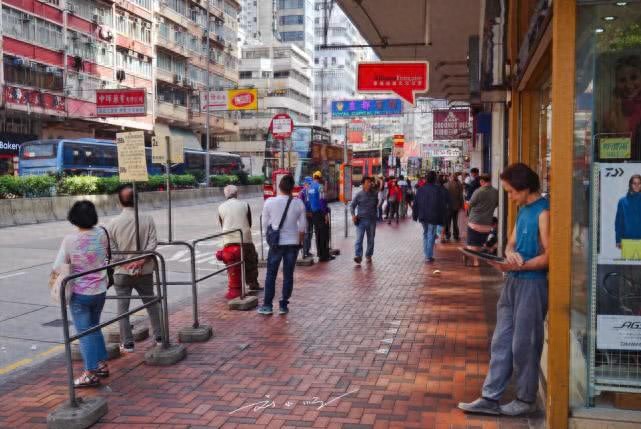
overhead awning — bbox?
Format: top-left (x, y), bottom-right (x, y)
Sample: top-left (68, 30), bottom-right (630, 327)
top-left (333, 0), bottom-right (482, 102)
top-left (153, 123), bottom-right (202, 151)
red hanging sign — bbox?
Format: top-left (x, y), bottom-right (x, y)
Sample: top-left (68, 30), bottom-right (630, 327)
top-left (96, 88), bottom-right (147, 117)
top-left (357, 62), bottom-right (428, 105)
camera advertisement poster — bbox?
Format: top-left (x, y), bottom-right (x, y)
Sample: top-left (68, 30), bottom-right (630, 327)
top-left (599, 163), bottom-right (641, 265)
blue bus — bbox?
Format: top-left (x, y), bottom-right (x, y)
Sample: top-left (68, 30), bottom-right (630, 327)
top-left (18, 138), bottom-right (243, 179)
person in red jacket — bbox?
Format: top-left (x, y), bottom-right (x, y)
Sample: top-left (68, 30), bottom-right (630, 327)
top-left (387, 179), bottom-right (403, 225)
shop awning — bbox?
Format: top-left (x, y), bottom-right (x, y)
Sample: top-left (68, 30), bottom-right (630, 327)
top-left (333, 0), bottom-right (481, 102)
top-left (153, 123), bottom-right (202, 151)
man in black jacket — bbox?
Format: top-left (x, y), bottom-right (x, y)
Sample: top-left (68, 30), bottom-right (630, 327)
top-left (413, 171), bottom-right (450, 263)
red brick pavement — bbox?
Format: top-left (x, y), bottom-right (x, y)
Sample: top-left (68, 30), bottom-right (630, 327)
top-left (0, 218), bottom-right (540, 429)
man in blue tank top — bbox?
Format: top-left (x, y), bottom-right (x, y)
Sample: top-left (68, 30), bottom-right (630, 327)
top-left (459, 163), bottom-right (550, 417)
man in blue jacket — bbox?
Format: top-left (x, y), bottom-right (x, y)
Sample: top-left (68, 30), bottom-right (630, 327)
top-left (412, 171), bottom-right (450, 263)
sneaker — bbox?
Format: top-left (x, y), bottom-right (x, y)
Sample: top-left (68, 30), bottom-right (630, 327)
top-left (457, 398), bottom-right (500, 415)
top-left (155, 336), bottom-right (163, 346)
top-left (500, 399), bottom-right (537, 416)
top-left (119, 343), bottom-right (134, 353)
top-left (278, 306), bottom-right (289, 315)
top-left (425, 258), bottom-right (435, 263)
top-left (354, 256), bottom-right (362, 264)
top-left (257, 306), bottom-right (273, 315)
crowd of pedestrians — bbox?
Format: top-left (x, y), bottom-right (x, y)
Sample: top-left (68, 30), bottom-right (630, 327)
top-left (49, 163), bottom-right (549, 419)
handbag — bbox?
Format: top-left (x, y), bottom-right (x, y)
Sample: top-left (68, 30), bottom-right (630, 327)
top-left (49, 264), bottom-right (72, 304)
top-left (266, 197), bottom-right (293, 247)
top-left (100, 226), bottom-right (115, 288)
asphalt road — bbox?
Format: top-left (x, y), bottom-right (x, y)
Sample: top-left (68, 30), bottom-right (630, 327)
top-left (0, 195), bottom-right (350, 380)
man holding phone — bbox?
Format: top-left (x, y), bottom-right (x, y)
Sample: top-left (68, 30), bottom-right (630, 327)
top-left (350, 176), bottom-right (379, 264)
top-left (458, 163), bottom-right (549, 417)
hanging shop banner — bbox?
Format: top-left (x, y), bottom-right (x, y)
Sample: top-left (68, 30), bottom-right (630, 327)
top-left (97, 88), bottom-right (146, 117)
top-left (598, 163), bottom-right (641, 265)
top-left (200, 89), bottom-right (258, 112)
top-left (331, 98), bottom-right (403, 118)
top-left (433, 109), bottom-right (471, 140)
top-left (4, 86), bottom-right (65, 112)
top-left (429, 148), bottom-right (462, 157)
top-left (116, 131), bottom-right (148, 182)
top-left (393, 134), bottom-right (405, 148)
top-left (356, 62), bottom-right (428, 105)
top-left (347, 120), bottom-right (366, 144)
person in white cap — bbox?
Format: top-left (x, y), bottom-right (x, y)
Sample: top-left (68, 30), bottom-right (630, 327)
top-left (218, 185), bottom-right (261, 290)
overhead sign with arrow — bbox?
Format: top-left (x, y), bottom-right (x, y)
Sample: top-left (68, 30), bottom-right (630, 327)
top-left (356, 62), bottom-right (428, 105)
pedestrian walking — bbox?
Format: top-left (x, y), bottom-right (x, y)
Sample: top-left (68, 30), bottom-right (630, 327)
top-left (107, 184), bottom-right (163, 354)
top-left (218, 184), bottom-right (261, 291)
top-left (458, 163), bottom-right (549, 417)
top-left (444, 173), bottom-right (464, 242)
top-left (466, 173), bottom-right (499, 266)
top-left (258, 174), bottom-right (307, 315)
top-left (53, 201), bottom-right (110, 388)
top-left (351, 176), bottom-right (379, 264)
top-left (387, 179), bottom-right (403, 224)
top-left (308, 171), bottom-right (331, 261)
top-left (412, 171), bottom-right (450, 263)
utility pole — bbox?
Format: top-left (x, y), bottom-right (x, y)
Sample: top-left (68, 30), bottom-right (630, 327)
top-left (204, 5), bottom-right (211, 187)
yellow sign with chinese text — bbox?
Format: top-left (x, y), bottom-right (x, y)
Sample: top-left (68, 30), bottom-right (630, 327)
top-left (600, 137), bottom-right (631, 159)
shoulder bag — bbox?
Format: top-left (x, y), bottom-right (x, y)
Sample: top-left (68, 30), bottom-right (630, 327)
top-left (266, 197), bottom-right (293, 248)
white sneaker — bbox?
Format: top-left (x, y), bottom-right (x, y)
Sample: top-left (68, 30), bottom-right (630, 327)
top-left (119, 343), bottom-right (134, 353)
top-left (500, 399), bottom-right (537, 416)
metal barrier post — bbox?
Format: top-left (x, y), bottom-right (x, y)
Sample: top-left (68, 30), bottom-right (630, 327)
top-left (329, 211), bottom-right (340, 257)
top-left (48, 252), bottom-right (176, 429)
top-left (157, 241), bottom-right (213, 343)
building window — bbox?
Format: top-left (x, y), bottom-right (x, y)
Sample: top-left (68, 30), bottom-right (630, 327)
top-left (116, 49), bottom-right (152, 78)
top-left (331, 57), bottom-right (336, 65)
top-left (280, 15), bottom-right (304, 25)
top-left (239, 71), bottom-right (253, 79)
top-left (278, 0), bottom-right (304, 9)
top-left (280, 31), bottom-right (304, 42)
top-left (2, 56), bottom-right (63, 91)
top-left (2, 6), bottom-right (64, 51)
top-left (115, 11), bottom-right (152, 44)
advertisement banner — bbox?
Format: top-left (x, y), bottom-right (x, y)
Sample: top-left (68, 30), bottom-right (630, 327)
top-left (597, 315), bottom-right (641, 350)
top-left (433, 109), bottom-right (471, 140)
top-left (116, 131), bottom-right (148, 182)
top-left (200, 91), bottom-right (228, 112)
top-left (4, 86), bottom-right (65, 112)
top-left (227, 89), bottom-right (258, 110)
top-left (599, 135), bottom-right (632, 159)
top-left (97, 88), bottom-right (146, 117)
top-left (331, 98), bottom-right (403, 118)
top-left (347, 120), bottom-right (366, 144)
top-left (357, 62), bottom-right (428, 104)
top-left (598, 163), bottom-right (641, 265)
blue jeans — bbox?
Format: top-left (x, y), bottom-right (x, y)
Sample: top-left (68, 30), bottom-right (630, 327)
top-left (421, 222), bottom-right (438, 259)
top-left (354, 218), bottom-right (376, 258)
top-left (69, 292), bottom-right (108, 371)
top-left (263, 245), bottom-right (299, 309)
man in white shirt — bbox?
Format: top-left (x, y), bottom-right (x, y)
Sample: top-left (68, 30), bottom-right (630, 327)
top-left (218, 185), bottom-right (260, 290)
top-left (258, 174), bottom-right (306, 315)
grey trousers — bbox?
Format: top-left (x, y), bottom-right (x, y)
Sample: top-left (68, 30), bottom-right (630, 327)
top-left (114, 274), bottom-right (163, 345)
top-left (482, 276), bottom-right (548, 403)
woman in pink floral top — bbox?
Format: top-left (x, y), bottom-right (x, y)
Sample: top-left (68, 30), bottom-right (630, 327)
top-left (53, 200), bottom-right (110, 388)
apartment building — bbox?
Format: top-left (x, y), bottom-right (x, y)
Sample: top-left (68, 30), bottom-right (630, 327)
top-left (0, 0), bottom-right (240, 173)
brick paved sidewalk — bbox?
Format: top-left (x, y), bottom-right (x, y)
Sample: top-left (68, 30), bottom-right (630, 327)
top-left (0, 218), bottom-right (541, 429)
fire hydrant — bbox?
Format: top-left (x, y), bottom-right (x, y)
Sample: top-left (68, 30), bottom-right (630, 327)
top-left (216, 244), bottom-right (242, 299)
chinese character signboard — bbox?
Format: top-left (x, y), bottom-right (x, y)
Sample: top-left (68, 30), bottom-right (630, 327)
top-left (331, 98), bottom-right (403, 118)
top-left (200, 89), bottom-right (258, 112)
top-left (270, 113), bottom-right (293, 140)
top-left (599, 135), bottom-right (632, 159)
top-left (116, 131), bottom-right (148, 182)
top-left (97, 88), bottom-right (146, 117)
top-left (357, 62), bottom-right (428, 105)
top-left (4, 86), bottom-right (65, 112)
top-left (432, 109), bottom-right (471, 140)
top-left (393, 134), bottom-right (405, 148)
top-left (347, 120), bottom-right (366, 144)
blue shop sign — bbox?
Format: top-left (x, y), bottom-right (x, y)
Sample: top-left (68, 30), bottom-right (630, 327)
top-left (331, 98), bottom-right (403, 118)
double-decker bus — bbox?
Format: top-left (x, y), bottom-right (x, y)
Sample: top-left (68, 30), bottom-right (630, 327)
top-left (262, 125), bottom-right (351, 200)
top-left (18, 138), bottom-right (242, 180)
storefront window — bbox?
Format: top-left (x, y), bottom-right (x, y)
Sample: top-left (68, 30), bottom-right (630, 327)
top-left (572, 0), bottom-right (641, 409)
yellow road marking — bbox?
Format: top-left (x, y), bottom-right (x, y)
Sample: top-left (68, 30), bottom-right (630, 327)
top-left (0, 344), bottom-right (64, 375)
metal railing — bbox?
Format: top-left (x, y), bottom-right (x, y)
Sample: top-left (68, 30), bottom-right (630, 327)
top-left (59, 251), bottom-right (168, 408)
